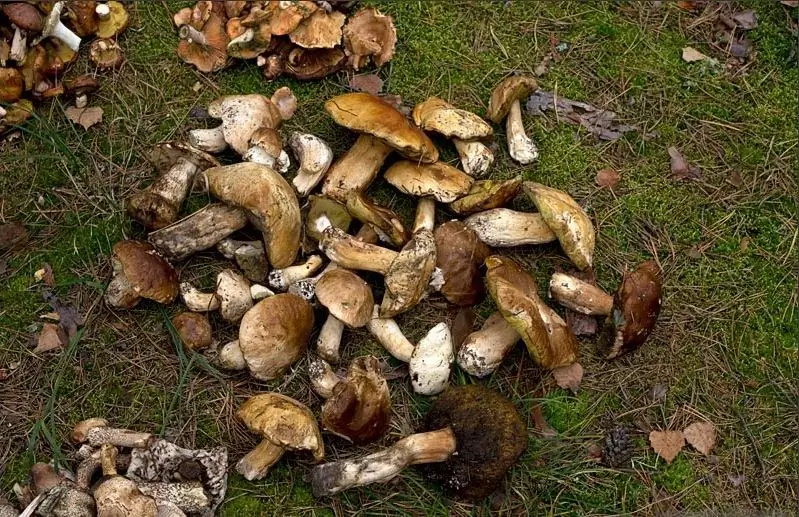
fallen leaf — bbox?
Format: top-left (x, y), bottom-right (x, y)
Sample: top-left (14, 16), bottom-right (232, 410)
top-left (667, 146), bottom-right (702, 180)
top-left (727, 170), bottom-right (743, 187)
top-left (729, 38), bottom-right (752, 58)
top-left (727, 473), bottom-right (746, 487)
top-left (649, 430), bottom-right (685, 464)
top-left (450, 307), bottom-right (476, 351)
top-left (0, 221), bottom-right (28, 251)
top-left (531, 405), bottom-right (558, 438)
top-left (65, 106), bottom-right (103, 130)
top-left (682, 46), bottom-right (708, 62)
top-left (552, 362), bottom-right (583, 393)
top-left (650, 383), bottom-right (668, 402)
top-left (34, 263), bottom-right (55, 286)
top-left (349, 74), bottom-right (384, 96)
top-left (566, 310), bottom-right (598, 336)
top-left (682, 421), bottom-right (716, 455)
top-left (732, 9), bottom-right (757, 30)
top-left (35, 323), bottom-right (67, 353)
top-left (596, 168), bottom-right (620, 189)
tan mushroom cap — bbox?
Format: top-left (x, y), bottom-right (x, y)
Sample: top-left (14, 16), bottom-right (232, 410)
top-left (2, 3), bottom-right (43, 32)
top-left (113, 240), bottom-right (179, 304)
top-left (268, 0), bottom-right (319, 35)
top-left (227, 24), bottom-right (271, 60)
top-left (434, 221), bottom-right (491, 306)
top-left (177, 12), bottom-right (228, 73)
top-left (89, 38), bottom-right (125, 69)
top-left (380, 229), bottom-right (437, 317)
top-left (285, 47), bottom-right (346, 80)
top-left (249, 127), bottom-right (283, 158)
top-left (204, 162), bottom-right (301, 269)
top-left (486, 76), bottom-right (538, 123)
top-left (0, 68), bottom-right (23, 103)
top-left (171, 312), bottom-right (213, 351)
top-left (315, 269), bottom-right (374, 327)
top-left (448, 176), bottom-right (522, 215)
top-left (96, 1), bottom-right (130, 38)
top-left (384, 161), bottom-right (473, 203)
top-left (412, 97), bottom-right (493, 140)
top-left (239, 293), bottom-right (314, 380)
top-left (342, 7), bottom-right (396, 69)
top-left (237, 392), bottom-right (324, 460)
top-left (325, 92), bottom-right (438, 163)
top-left (206, 94), bottom-right (282, 155)
top-left (289, 9), bottom-right (346, 48)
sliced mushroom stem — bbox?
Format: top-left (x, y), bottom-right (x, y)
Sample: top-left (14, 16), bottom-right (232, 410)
top-left (464, 208), bottom-right (556, 247)
top-left (506, 100), bottom-right (538, 164)
top-left (319, 226), bottom-right (398, 275)
top-left (10, 28), bottom-right (26, 62)
top-left (457, 312), bottom-right (521, 378)
top-left (83, 427), bottom-right (153, 449)
top-left (179, 282), bottom-right (220, 312)
top-left (413, 198), bottom-right (436, 233)
top-left (178, 24), bottom-right (208, 46)
top-left (236, 440), bottom-right (285, 481)
top-left (366, 305), bottom-right (414, 362)
top-left (149, 204), bottom-right (249, 261)
top-left (136, 482), bottom-right (210, 514)
top-left (217, 340), bottom-right (245, 370)
top-left (452, 138), bottom-right (494, 177)
top-left (290, 132), bottom-right (334, 197)
top-left (268, 255), bottom-right (324, 291)
top-left (188, 126), bottom-right (226, 153)
top-left (316, 314), bottom-right (345, 363)
top-left (311, 427), bottom-right (456, 497)
top-left (549, 273), bottom-right (613, 315)
top-left (308, 355), bottom-right (343, 398)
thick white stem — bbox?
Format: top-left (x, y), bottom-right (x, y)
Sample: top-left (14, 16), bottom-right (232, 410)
top-left (413, 198), bottom-right (435, 233)
top-left (10, 27), bottom-right (26, 62)
top-left (290, 133), bottom-right (334, 197)
top-left (250, 284), bottom-right (275, 300)
top-left (549, 273), bottom-right (613, 315)
top-left (243, 146), bottom-right (277, 169)
top-left (216, 270), bottom-right (252, 323)
top-left (507, 100), bottom-right (538, 164)
top-left (409, 322), bottom-right (453, 395)
top-left (188, 126), bottom-right (227, 153)
top-left (179, 282), bottom-right (220, 312)
top-left (457, 312), bottom-right (521, 377)
top-left (308, 355), bottom-right (343, 398)
top-left (453, 138), bottom-right (494, 177)
top-left (48, 20), bottom-right (81, 51)
top-left (152, 159), bottom-right (199, 206)
top-left (95, 3), bottom-right (111, 19)
top-left (316, 314), bottom-right (345, 363)
top-left (366, 305), bottom-right (414, 362)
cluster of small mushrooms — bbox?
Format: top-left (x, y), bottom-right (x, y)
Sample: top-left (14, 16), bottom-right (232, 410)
top-left (2, 419), bottom-right (227, 517)
top-left (0, 1), bottom-right (130, 134)
top-left (174, 0), bottom-right (395, 79)
top-left (98, 73), bottom-right (663, 504)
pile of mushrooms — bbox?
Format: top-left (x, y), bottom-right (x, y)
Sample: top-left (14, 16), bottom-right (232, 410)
top-left (173, 1), bottom-right (396, 80)
top-left (2, 419), bottom-right (227, 517)
top-left (0, 1), bottom-right (130, 135)
top-left (104, 74), bottom-right (662, 503)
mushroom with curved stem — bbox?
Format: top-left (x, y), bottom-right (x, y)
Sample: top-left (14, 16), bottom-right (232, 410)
top-left (321, 134), bottom-right (393, 203)
top-left (549, 272), bottom-right (614, 316)
top-left (93, 444), bottom-right (158, 516)
top-left (216, 238), bottom-right (268, 282)
top-left (314, 269), bottom-right (373, 363)
top-left (365, 305), bottom-right (414, 362)
top-left (464, 208), bottom-right (557, 247)
top-left (268, 255), bottom-right (324, 291)
top-left (189, 94), bottom-right (284, 155)
top-left (149, 204), bottom-right (249, 262)
top-left (456, 312), bottom-right (521, 377)
top-left (179, 282), bottom-right (220, 312)
top-left (384, 160), bottom-right (473, 203)
top-left (34, 2), bottom-right (82, 52)
top-left (105, 241), bottom-right (179, 309)
top-left (448, 176), bottom-right (522, 216)
top-left (289, 132), bottom-right (333, 196)
top-left (452, 139), bottom-right (494, 177)
top-left (487, 76), bottom-right (539, 164)
top-left (345, 191), bottom-right (409, 247)
top-left (236, 393), bottom-right (324, 480)
top-left (311, 384), bottom-right (525, 501)
top-left (95, 1), bottom-right (129, 39)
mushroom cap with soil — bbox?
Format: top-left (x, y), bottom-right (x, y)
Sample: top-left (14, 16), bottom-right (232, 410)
top-left (457, 312), bottom-right (521, 378)
top-left (433, 221), bottom-right (491, 306)
top-left (448, 176), bottom-right (522, 216)
top-left (314, 268), bottom-right (374, 363)
top-left (289, 9), bottom-right (346, 48)
top-left (321, 133), bottom-right (393, 203)
top-left (383, 160), bottom-right (473, 203)
top-left (325, 92), bottom-right (438, 163)
top-left (171, 312), bottom-right (212, 351)
top-left (411, 97), bottom-right (493, 140)
top-left (342, 7), bottom-right (396, 69)
top-left (464, 208), bottom-right (556, 247)
top-left (105, 240), bottom-right (179, 309)
top-left (236, 392), bottom-right (324, 480)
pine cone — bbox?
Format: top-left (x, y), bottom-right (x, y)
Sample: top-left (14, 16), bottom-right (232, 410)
top-left (602, 427), bottom-right (633, 468)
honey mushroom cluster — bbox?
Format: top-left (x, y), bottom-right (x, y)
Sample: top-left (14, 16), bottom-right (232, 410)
top-left (0, 1), bottom-right (130, 135)
top-left (97, 73), bottom-right (663, 503)
top-left (173, 1), bottom-right (395, 80)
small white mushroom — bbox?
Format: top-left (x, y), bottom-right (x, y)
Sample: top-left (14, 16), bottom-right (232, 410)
top-left (179, 282), bottom-right (220, 312)
top-left (365, 305), bottom-right (415, 362)
top-left (452, 139), bottom-right (494, 177)
top-left (217, 340), bottom-right (246, 370)
top-left (457, 312), bottom-right (521, 377)
top-left (268, 255), bottom-right (324, 291)
top-left (409, 322), bottom-right (453, 396)
top-left (289, 132), bottom-right (334, 197)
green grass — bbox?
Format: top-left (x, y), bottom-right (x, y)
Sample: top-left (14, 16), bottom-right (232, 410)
top-left (1, 0), bottom-right (797, 515)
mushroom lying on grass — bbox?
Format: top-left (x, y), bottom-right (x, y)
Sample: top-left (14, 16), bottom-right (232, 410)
top-left (487, 75), bottom-right (539, 164)
top-left (149, 204), bottom-right (249, 262)
top-left (433, 221), bottom-right (491, 306)
top-left (105, 240), bottom-right (178, 309)
top-left (464, 208), bottom-right (556, 247)
top-left (171, 311), bottom-right (212, 351)
top-left (268, 255), bottom-right (324, 291)
top-left (314, 268), bottom-right (373, 363)
top-left (457, 312), bottom-right (521, 377)
top-left (383, 160), bottom-right (473, 203)
top-left (311, 384), bottom-right (525, 501)
top-left (321, 134), bottom-right (392, 203)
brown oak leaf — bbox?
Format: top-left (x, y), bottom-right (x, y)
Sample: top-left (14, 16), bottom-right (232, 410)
top-left (65, 106), bottom-right (103, 130)
top-left (683, 421), bottom-right (716, 455)
top-left (649, 430), bottom-right (685, 464)
top-left (667, 146), bottom-right (702, 180)
top-left (531, 405), bottom-right (558, 438)
top-left (596, 168), bottom-right (620, 189)
top-left (35, 323), bottom-right (67, 353)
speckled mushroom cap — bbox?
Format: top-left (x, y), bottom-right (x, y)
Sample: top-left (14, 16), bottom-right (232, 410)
top-left (412, 97), bottom-right (493, 140)
top-left (325, 92), bottom-right (438, 163)
top-left (113, 240), bottom-right (179, 304)
top-left (486, 76), bottom-right (538, 123)
top-left (315, 269), bottom-right (374, 327)
top-left (236, 392), bottom-right (324, 460)
top-left (206, 94), bottom-right (282, 155)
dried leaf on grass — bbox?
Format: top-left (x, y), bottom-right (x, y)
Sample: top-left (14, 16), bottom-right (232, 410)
top-left (552, 362), bottom-right (583, 393)
top-left (531, 405), bottom-right (557, 438)
top-left (65, 106), bottom-right (103, 130)
top-left (35, 323), bottom-right (67, 353)
top-left (450, 307), bottom-right (476, 351)
top-left (667, 146), bottom-right (702, 180)
top-left (683, 421), bottom-right (716, 455)
top-left (596, 168), bottom-right (620, 189)
top-left (43, 291), bottom-right (84, 342)
top-left (349, 74), bottom-right (384, 95)
top-left (34, 263), bottom-right (55, 286)
top-left (732, 9), bottom-right (757, 30)
top-left (649, 430), bottom-right (685, 464)
top-left (682, 46), bottom-right (709, 62)
top-left (0, 221), bottom-right (28, 251)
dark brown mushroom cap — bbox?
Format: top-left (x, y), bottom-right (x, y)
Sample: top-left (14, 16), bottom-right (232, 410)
top-left (600, 260), bottom-right (663, 359)
top-left (67, 0), bottom-right (100, 37)
top-left (2, 3), bottom-right (44, 32)
top-left (315, 269), bottom-right (374, 327)
top-left (434, 221), bottom-right (491, 306)
top-left (321, 355), bottom-right (391, 444)
top-left (0, 67), bottom-right (23, 103)
top-left (65, 75), bottom-right (100, 96)
top-left (486, 76), bottom-right (538, 123)
top-left (418, 384), bottom-right (526, 502)
top-left (285, 47), bottom-right (345, 80)
top-left (448, 176), bottom-right (522, 216)
top-left (113, 240), bottom-right (179, 304)
top-left (147, 141), bottom-right (220, 173)
top-left (172, 312), bottom-right (213, 351)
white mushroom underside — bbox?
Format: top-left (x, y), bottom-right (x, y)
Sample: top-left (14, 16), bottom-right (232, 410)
top-left (189, 126), bottom-right (228, 153)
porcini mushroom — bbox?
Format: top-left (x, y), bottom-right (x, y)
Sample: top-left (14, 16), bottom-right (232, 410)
top-left (384, 160), bottom-right (473, 203)
top-left (433, 221), bottom-right (491, 306)
top-left (345, 191), bottom-right (409, 247)
top-left (235, 393), bottom-right (324, 480)
top-left (523, 181), bottom-right (595, 270)
top-left (409, 322), bottom-right (453, 395)
top-left (268, 255), bottom-right (324, 291)
top-left (215, 269), bottom-right (252, 322)
top-left (365, 305), bottom-right (414, 362)
top-left (189, 94), bottom-right (283, 155)
top-left (93, 444), bottom-right (158, 517)
top-left (171, 312), bottom-right (213, 351)
top-left (176, 12), bottom-right (227, 73)
top-left (448, 176), bottom-right (522, 216)
top-left (308, 355), bottom-right (391, 444)
top-left (105, 240), bottom-right (179, 309)
top-left (321, 134), bottom-right (393, 203)
top-left (95, 1), bottom-right (129, 39)
top-left (217, 238), bottom-right (268, 282)
top-left (325, 92), bottom-right (438, 163)
top-left (412, 96), bottom-right (493, 141)
top-left (456, 312), bottom-right (521, 377)
top-left (72, 418), bottom-right (153, 448)
top-left (127, 142), bottom-right (220, 230)
top-left (341, 7), bottom-right (396, 70)
top-left (149, 204), bottom-right (249, 262)
top-left (314, 268), bottom-right (374, 363)
top-left (311, 384), bottom-right (525, 501)
top-left (452, 139), bottom-right (494, 177)
top-left (464, 208), bottom-right (557, 247)
top-left (549, 272), bottom-right (614, 316)
top-left (289, 132), bottom-right (333, 196)
top-left (487, 76), bottom-right (539, 164)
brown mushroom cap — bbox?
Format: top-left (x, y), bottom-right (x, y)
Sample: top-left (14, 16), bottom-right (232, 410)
top-left (434, 221), bottom-right (491, 306)
top-left (239, 293), bottom-right (314, 380)
top-left (237, 392), bottom-right (324, 460)
top-left (0, 67), bottom-right (23, 103)
top-left (321, 356), bottom-right (391, 444)
top-left (315, 269), bottom-right (374, 327)
top-left (172, 312), bottom-right (213, 351)
top-left (269, 0), bottom-right (319, 35)
top-left (206, 94), bottom-right (282, 155)
top-left (600, 260), bottom-right (663, 359)
top-left (113, 240), bottom-right (179, 304)
top-left (325, 92), bottom-right (438, 163)
top-left (486, 76), bottom-right (538, 123)
top-left (285, 47), bottom-right (345, 80)
top-left (342, 7), bottom-right (396, 69)
top-left (2, 3), bottom-right (44, 32)
top-left (67, 0), bottom-right (100, 37)
top-left (65, 75), bottom-right (100, 96)
top-left (383, 161), bottom-right (473, 203)
top-left (412, 97), bottom-right (493, 140)
top-left (448, 176), bottom-right (522, 216)
top-left (177, 12), bottom-right (228, 73)
top-left (89, 38), bottom-right (125, 69)
top-left (289, 9), bottom-right (346, 48)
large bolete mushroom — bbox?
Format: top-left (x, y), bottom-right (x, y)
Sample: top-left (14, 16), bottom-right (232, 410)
top-left (487, 75), bottom-right (539, 164)
top-left (383, 160), bottom-right (473, 203)
top-left (314, 268), bottom-right (373, 363)
top-left (235, 393), bottom-right (324, 480)
top-left (105, 240), bottom-right (178, 309)
top-left (448, 176), bottom-right (522, 216)
top-left (148, 204), bottom-right (249, 262)
top-left (433, 221), bottom-right (491, 306)
top-left (464, 208), bottom-right (556, 247)
top-left (321, 134), bottom-right (393, 203)
top-left (311, 384), bottom-right (525, 502)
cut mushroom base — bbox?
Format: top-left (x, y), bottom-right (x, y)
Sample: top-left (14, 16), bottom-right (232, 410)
top-left (457, 312), bottom-right (521, 378)
top-left (464, 208), bottom-right (557, 247)
top-left (549, 272), bottom-right (613, 315)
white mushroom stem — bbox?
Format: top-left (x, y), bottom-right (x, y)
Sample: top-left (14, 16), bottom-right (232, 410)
top-left (147, 159), bottom-right (199, 206)
top-left (464, 208), bottom-right (556, 247)
top-left (268, 255), bottom-right (324, 291)
top-left (217, 340), bottom-right (245, 370)
top-left (244, 147), bottom-right (290, 174)
top-left (319, 226), bottom-right (398, 275)
top-left (137, 482), bottom-right (210, 515)
top-left (82, 427), bottom-right (153, 448)
top-left (95, 3), bottom-right (111, 19)
top-left (456, 312), bottom-right (521, 378)
top-left (236, 440), bottom-right (284, 481)
top-left (310, 427), bottom-right (456, 497)
top-left (179, 282), bottom-right (220, 312)
top-left (290, 132), bottom-right (333, 197)
top-left (10, 27), bottom-right (26, 62)
top-left (308, 355), bottom-right (343, 398)
top-left (453, 139), bottom-right (494, 177)
top-left (409, 322), bottom-right (453, 396)
top-left (188, 126), bottom-right (227, 153)
top-left (250, 284), bottom-right (275, 300)
top-left (75, 94), bottom-right (88, 109)
top-left (366, 305), bottom-right (414, 362)
top-left (216, 269), bottom-right (252, 322)
top-left (178, 24), bottom-right (208, 46)
top-left (41, 2), bottom-right (81, 52)
top-left (506, 100), bottom-right (538, 164)
top-left (413, 198), bottom-right (436, 233)
top-left (287, 261), bottom-right (337, 301)
top-left (549, 272), bottom-right (613, 315)
top-left (315, 314), bottom-right (345, 363)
